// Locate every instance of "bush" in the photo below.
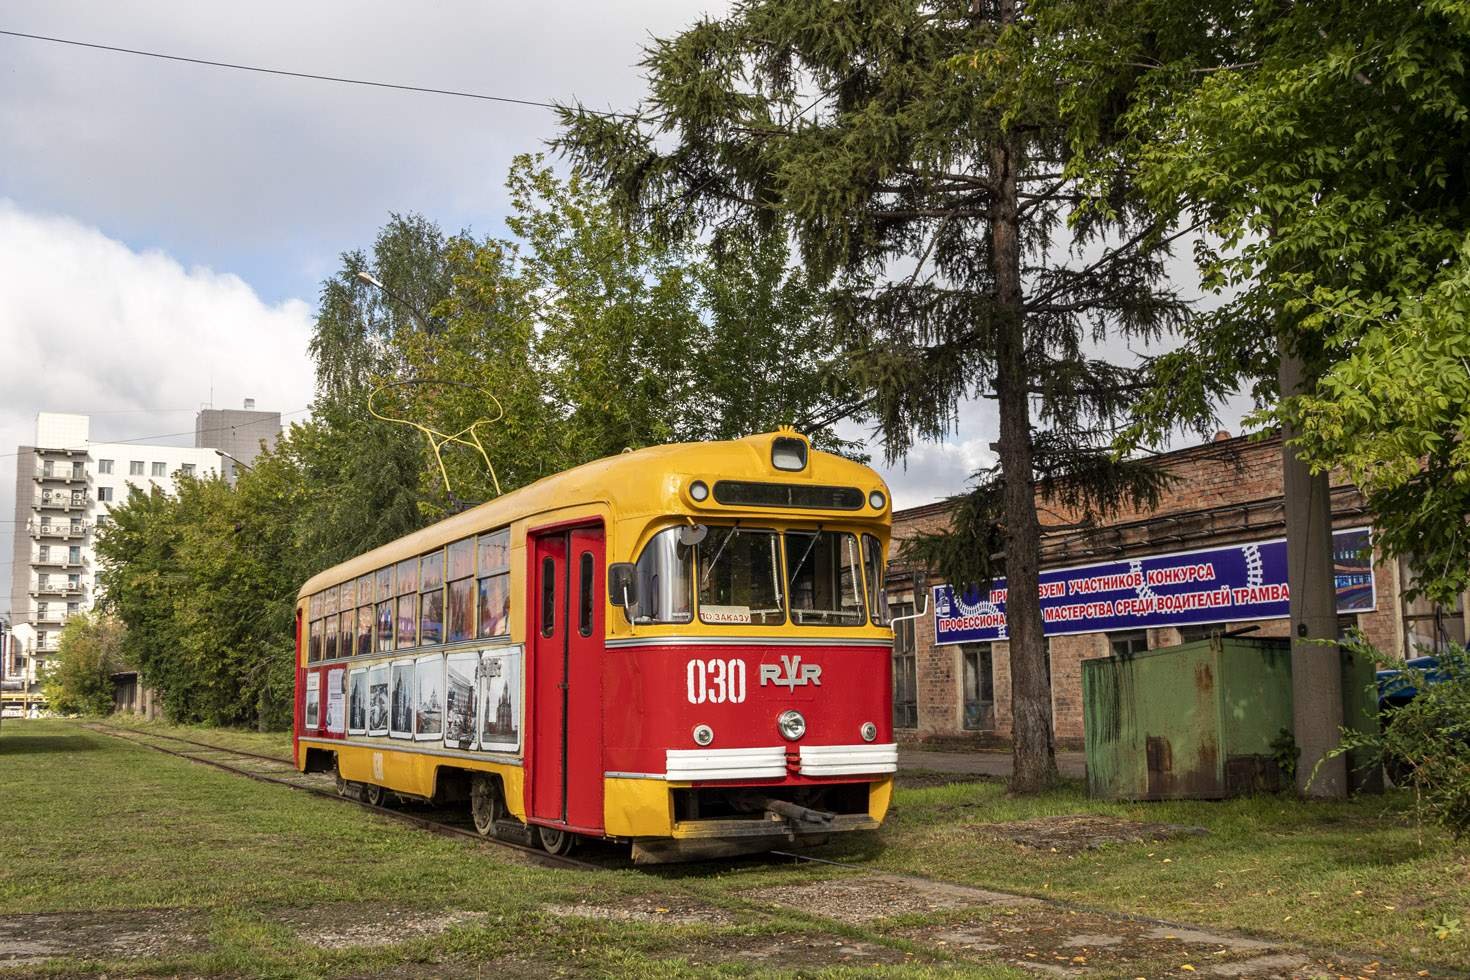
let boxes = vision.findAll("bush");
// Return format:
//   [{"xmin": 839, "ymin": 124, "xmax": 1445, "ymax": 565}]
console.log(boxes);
[
  {"xmin": 42, "ymin": 613, "xmax": 126, "ymax": 716},
  {"xmin": 1332, "ymin": 639, "xmax": 1470, "ymax": 838}
]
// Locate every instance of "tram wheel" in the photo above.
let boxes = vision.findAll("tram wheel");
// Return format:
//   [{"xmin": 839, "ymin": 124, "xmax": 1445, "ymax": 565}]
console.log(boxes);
[
  {"xmin": 536, "ymin": 825, "xmax": 577, "ymax": 856},
  {"xmin": 470, "ymin": 774, "xmax": 505, "ymax": 837},
  {"xmin": 363, "ymin": 783, "xmax": 388, "ymax": 808},
  {"xmin": 333, "ymin": 760, "xmax": 350, "ymax": 798}
]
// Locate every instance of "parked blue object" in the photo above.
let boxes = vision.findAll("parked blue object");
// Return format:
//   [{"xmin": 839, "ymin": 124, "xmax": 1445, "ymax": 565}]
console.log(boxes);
[{"xmin": 1377, "ymin": 656, "xmax": 1446, "ymax": 711}]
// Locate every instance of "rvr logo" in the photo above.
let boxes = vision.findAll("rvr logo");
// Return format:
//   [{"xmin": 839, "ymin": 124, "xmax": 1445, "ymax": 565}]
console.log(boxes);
[{"xmin": 759, "ymin": 654, "xmax": 822, "ymax": 691}]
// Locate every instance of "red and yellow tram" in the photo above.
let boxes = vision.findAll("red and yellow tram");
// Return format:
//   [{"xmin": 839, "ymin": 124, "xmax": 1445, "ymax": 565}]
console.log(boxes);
[{"xmin": 293, "ymin": 430, "xmax": 897, "ymax": 861}]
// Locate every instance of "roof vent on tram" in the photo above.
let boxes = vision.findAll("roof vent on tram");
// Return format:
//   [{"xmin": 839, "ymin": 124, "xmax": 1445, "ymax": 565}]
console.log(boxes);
[{"xmin": 771, "ymin": 431, "xmax": 809, "ymax": 472}]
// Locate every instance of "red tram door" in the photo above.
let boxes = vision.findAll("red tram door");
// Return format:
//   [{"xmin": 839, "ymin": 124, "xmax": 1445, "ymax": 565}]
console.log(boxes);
[{"xmin": 529, "ymin": 524, "xmax": 606, "ymax": 833}]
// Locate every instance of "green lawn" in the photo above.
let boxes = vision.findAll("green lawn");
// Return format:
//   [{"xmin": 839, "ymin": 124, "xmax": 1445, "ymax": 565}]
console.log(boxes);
[
  {"xmin": 823, "ymin": 776, "xmax": 1470, "ymax": 969},
  {"xmin": 6, "ymin": 718, "xmax": 1464, "ymax": 977},
  {"xmin": 0, "ymin": 720, "xmax": 1021, "ymax": 979}
]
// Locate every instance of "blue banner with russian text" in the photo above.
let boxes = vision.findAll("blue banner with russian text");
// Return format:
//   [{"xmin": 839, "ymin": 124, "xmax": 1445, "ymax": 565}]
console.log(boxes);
[{"xmin": 932, "ymin": 527, "xmax": 1374, "ymax": 645}]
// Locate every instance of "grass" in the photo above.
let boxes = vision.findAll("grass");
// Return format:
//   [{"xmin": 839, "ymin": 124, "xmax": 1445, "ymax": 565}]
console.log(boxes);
[
  {"xmin": 823, "ymin": 775, "xmax": 1470, "ymax": 970},
  {"xmin": 0, "ymin": 720, "xmax": 1025, "ymax": 979},
  {"xmin": 7, "ymin": 717, "xmax": 1466, "ymax": 976}
]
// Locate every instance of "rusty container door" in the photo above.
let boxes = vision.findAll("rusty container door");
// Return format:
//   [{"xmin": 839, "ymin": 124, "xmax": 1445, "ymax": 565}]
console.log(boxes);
[{"xmin": 1083, "ymin": 637, "xmax": 1295, "ymax": 800}]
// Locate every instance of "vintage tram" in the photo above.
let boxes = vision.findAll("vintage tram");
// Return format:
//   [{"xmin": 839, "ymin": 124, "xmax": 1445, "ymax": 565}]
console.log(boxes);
[{"xmin": 293, "ymin": 430, "xmax": 897, "ymax": 861}]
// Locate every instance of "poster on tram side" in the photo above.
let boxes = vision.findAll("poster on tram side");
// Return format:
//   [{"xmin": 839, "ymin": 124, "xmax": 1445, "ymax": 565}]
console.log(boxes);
[
  {"xmin": 933, "ymin": 526, "xmax": 1374, "ymax": 645},
  {"xmin": 325, "ymin": 667, "xmax": 345, "ymax": 735}
]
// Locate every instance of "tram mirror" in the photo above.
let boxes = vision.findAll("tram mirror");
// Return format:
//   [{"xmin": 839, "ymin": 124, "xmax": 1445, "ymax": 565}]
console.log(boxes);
[
  {"xmin": 608, "ymin": 563, "xmax": 638, "ymax": 610},
  {"xmin": 678, "ymin": 523, "xmax": 708, "ymax": 547}
]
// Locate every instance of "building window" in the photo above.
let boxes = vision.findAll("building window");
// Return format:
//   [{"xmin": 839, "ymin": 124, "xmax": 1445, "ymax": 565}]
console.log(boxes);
[
  {"xmin": 71, "ymin": 461, "xmax": 84, "ymax": 479},
  {"xmin": 1179, "ymin": 623, "xmax": 1227, "ymax": 643},
  {"xmin": 181, "ymin": 463, "xmax": 196, "ymax": 476},
  {"xmin": 1109, "ymin": 629, "xmax": 1149, "ymax": 657},
  {"xmin": 96, "ymin": 515, "xmax": 110, "ymax": 528},
  {"xmin": 68, "ymin": 546, "xmax": 81, "ymax": 563},
  {"xmin": 1400, "ymin": 559, "xmax": 1467, "ymax": 656},
  {"xmin": 151, "ymin": 462, "xmax": 166, "ymax": 477},
  {"xmin": 99, "ymin": 459, "xmax": 114, "ymax": 474},
  {"xmin": 38, "ymin": 545, "xmax": 49, "ymax": 561},
  {"xmin": 961, "ymin": 643, "xmax": 995, "ymax": 731},
  {"xmin": 892, "ymin": 600, "xmax": 917, "ymax": 729},
  {"xmin": 129, "ymin": 461, "xmax": 144, "ymax": 476},
  {"xmin": 98, "ymin": 487, "xmax": 113, "ymax": 502}
]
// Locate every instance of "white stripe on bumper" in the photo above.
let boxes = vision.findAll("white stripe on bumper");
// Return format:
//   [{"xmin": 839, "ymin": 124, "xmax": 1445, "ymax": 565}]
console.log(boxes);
[
  {"xmin": 664, "ymin": 745, "xmax": 787, "ymax": 781},
  {"xmin": 799, "ymin": 742, "xmax": 898, "ymax": 776}
]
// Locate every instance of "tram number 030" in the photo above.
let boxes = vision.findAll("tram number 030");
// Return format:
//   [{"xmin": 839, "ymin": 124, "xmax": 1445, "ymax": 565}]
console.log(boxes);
[{"xmin": 686, "ymin": 658, "xmax": 747, "ymax": 704}]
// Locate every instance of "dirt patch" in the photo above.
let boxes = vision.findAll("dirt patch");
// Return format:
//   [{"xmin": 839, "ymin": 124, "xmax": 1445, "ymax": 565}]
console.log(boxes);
[
  {"xmin": 746, "ymin": 872, "xmax": 1036, "ymax": 924},
  {"xmin": 544, "ymin": 895, "xmax": 735, "ymax": 926},
  {"xmin": 689, "ymin": 930, "xmax": 912, "ymax": 969},
  {"xmin": 967, "ymin": 814, "xmax": 1209, "ymax": 853},
  {"xmin": 272, "ymin": 905, "xmax": 489, "ymax": 950},
  {"xmin": 903, "ymin": 909, "xmax": 1427, "ymax": 978},
  {"xmin": 0, "ymin": 909, "xmax": 204, "ymax": 966}
]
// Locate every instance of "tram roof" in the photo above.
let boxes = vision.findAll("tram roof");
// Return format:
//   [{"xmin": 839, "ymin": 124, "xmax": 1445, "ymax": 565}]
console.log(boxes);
[{"xmin": 298, "ymin": 429, "xmax": 888, "ymax": 599}]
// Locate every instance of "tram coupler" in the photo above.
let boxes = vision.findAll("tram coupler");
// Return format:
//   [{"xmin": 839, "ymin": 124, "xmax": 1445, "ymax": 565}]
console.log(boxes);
[{"xmin": 759, "ymin": 797, "xmax": 836, "ymax": 826}]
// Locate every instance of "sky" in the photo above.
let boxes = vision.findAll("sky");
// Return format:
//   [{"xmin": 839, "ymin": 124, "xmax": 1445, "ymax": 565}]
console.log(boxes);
[{"xmin": 0, "ymin": 1, "xmax": 1246, "ymax": 610}]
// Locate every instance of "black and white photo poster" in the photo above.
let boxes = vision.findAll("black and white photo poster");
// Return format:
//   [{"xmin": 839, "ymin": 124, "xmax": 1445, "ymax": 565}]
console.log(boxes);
[
  {"xmin": 325, "ymin": 667, "xmax": 345, "ymax": 734},
  {"xmin": 391, "ymin": 661, "xmax": 414, "ymax": 738},
  {"xmin": 415, "ymin": 654, "xmax": 444, "ymax": 741},
  {"xmin": 478, "ymin": 647, "xmax": 521, "ymax": 752},
  {"xmin": 304, "ymin": 671, "xmax": 321, "ymax": 729},
  {"xmin": 367, "ymin": 663, "xmax": 389, "ymax": 736},
  {"xmin": 348, "ymin": 668, "xmax": 367, "ymax": 735},
  {"xmin": 444, "ymin": 651, "xmax": 477, "ymax": 750}
]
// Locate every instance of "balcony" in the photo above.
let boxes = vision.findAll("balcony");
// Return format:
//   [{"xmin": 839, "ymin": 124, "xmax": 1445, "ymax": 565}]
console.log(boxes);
[
  {"xmin": 32, "ymin": 554, "xmax": 85, "ymax": 569},
  {"xmin": 30, "ymin": 523, "xmax": 87, "ymax": 540},
  {"xmin": 34, "ymin": 612, "xmax": 65, "ymax": 627},
  {"xmin": 34, "ymin": 491, "xmax": 89, "ymax": 512},
  {"xmin": 29, "ymin": 582, "xmax": 83, "ymax": 598},
  {"xmin": 33, "ymin": 468, "xmax": 88, "ymax": 485}
]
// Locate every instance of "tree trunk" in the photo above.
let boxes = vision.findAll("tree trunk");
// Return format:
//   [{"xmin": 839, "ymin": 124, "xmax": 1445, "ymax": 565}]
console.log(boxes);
[
  {"xmin": 1278, "ymin": 340, "xmax": 1347, "ymax": 798},
  {"xmin": 990, "ymin": 33, "xmax": 1057, "ymax": 791}
]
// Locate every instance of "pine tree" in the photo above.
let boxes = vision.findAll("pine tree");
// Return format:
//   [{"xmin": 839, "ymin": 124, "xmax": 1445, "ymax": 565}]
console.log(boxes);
[{"xmin": 557, "ymin": 0, "xmax": 1184, "ymax": 790}]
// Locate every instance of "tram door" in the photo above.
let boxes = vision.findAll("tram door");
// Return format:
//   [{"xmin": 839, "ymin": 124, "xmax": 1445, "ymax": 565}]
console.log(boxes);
[{"xmin": 529, "ymin": 524, "xmax": 605, "ymax": 833}]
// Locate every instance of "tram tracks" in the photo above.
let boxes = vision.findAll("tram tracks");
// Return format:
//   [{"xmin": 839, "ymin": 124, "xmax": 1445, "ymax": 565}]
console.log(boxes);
[{"xmin": 85, "ymin": 724, "xmax": 592, "ymax": 872}]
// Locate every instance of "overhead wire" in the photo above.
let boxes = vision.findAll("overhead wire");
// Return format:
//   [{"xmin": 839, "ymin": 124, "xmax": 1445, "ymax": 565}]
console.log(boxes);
[{"xmin": 0, "ymin": 29, "xmax": 635, "ymax": 118}]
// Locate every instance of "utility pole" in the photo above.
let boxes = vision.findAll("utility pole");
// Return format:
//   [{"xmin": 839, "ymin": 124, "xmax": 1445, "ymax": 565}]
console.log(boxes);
[{"xmin": 1278, "ymin": 342, "xmax": 1347, "ymax": 798}]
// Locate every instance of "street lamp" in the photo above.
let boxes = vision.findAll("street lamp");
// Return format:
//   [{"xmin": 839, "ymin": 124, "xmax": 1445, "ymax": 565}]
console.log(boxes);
[
  {"xmin": 214, "ymin": 449, "xmax": 253, "ymax": 478},
  {"xmin": 355, "ymin": 270, "xmax": 444, "ymax": 335}
]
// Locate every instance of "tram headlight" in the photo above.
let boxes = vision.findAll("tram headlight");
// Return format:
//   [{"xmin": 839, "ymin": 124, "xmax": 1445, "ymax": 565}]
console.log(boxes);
[
  {"xmin": 692, "ymin": 724, "xmax": 715, "ymax": 746},
  {"xmin": 777, "ymin": 709, "xmax": 806, "ymax": 741},
  {"xmin": 869, "ymin": 489, "xmax": 887, "ymax": 510},
  {"xmin": 689, "ymin": 479, "xmax": 710, "ymax": 502},
  {"xmin": 860, "ymin": 721, "xmax": 878, "ymax": 743}
]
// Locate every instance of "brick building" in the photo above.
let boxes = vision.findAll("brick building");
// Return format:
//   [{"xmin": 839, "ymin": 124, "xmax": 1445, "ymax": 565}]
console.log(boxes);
[{"xmin": 886, "ymin": 432, "xmax": 1468, "ymax": 747}]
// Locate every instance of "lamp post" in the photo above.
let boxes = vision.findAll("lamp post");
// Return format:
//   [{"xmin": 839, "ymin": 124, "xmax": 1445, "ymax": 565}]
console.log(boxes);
[
  {"xmin": 355, "ymin": 270, "xmax": 444, "ymax": 335},
  {"xmin": 214, "ymin": 449, "xmax": 253, "ymax": 482}
]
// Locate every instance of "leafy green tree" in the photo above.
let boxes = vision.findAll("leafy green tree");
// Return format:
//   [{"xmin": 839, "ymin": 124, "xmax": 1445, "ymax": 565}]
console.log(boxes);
[
  {"xmin": 555, "ymin": 0, "xmax": 1184, "ymax": 790},
  {"xmin": 1053, "ymin": 0, "xmax": 1470, "ymax": 603},
  {"xmin": 41, "ymin": 613, "xmax": 125, "ymax": 716}
]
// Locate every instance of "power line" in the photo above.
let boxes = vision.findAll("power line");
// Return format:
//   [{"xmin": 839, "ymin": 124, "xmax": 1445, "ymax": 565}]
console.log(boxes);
[{"xmin": 0, "ymin": 28, "xmax": 633, "ymax": 118}]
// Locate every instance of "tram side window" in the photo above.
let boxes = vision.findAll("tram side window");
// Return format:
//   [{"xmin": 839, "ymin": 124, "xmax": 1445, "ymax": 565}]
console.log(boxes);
[
  {"xmin": 420, "ymin": 549, "xmax": 445, "ymax": 646},
  {"xmin": 477, "ymin": 530, "xmax": 511, "ymax": 638},
  {"xmin": 632, "ymin": 527, "xmax": 693, "ymax": 624},
  {"xmin": 324, "ymin": 612, "xmax": 338, "ymax": 660},
  {"xmin": 863, "ymin": 534, "xmax": 890, "ymax": 626},
  {"xmin": 308, "ymin": 618, "xmax": 323, "ymax": 663},
  {"xmin": 356, "ymin": 575, "xmax": 373, "ymax": 655},
  {"xmin": 785, "ymin": 530, "xmax": 865, "ymax": 626},
  {"xmin": 698, "ymin": 527, "xmax": 783, "ymax": 626},
  {"xmin": 396, "ymin": 558, "xmax": 418, "ymax": 648},
  {"xmin": 375, "ymin": 566, "xmax": 394, "ymax": 651},
  {"xmin": 446, "ymin": 538, "xmax": 475, "ymax": 643}
]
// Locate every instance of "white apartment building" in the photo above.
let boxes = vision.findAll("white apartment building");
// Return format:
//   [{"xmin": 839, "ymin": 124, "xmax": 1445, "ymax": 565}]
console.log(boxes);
[{"xmin": 3, "ymin": 413, "xmax": 223, "ymax": 714}]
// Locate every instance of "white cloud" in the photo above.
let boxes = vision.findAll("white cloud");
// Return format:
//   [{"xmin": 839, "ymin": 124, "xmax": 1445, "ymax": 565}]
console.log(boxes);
[{"xmin": 0, "ymin": 201, "xmax": 316, "ymax": 606}]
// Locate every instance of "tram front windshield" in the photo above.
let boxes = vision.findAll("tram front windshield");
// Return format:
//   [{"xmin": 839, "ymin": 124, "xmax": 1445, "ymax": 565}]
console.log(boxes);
[{"xmin": 631, "ymin": 523, "xmax": 873, "ymax": 627}]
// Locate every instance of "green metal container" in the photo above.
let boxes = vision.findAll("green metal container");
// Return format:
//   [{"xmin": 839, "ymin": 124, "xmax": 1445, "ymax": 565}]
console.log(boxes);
[{"xmin": 1083, "ymin": 637, "xmax": 1295, "ymax": 800}]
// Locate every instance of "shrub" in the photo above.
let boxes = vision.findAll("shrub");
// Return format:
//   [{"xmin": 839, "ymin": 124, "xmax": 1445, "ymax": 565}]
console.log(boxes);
[{"xmin": 1331, "ymin": 638, "xmax": 1470, "ymax": 838}]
